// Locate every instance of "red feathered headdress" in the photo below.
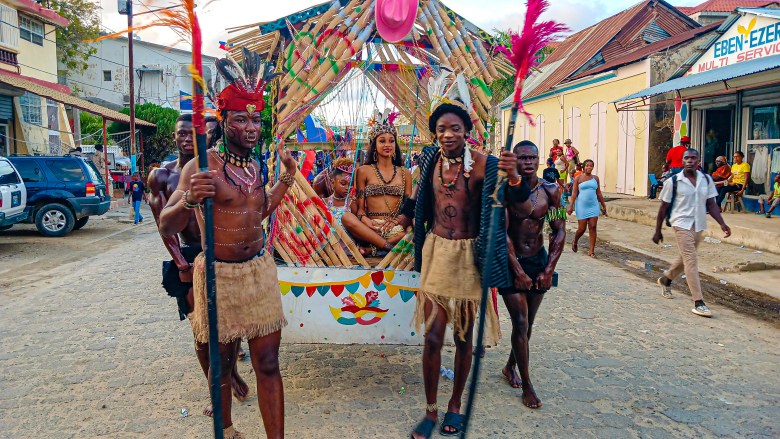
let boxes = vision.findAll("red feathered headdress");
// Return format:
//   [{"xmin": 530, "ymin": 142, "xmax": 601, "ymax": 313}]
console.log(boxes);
[{"xmin": 211, "ymin": 48, "xmax": 277, "ymax": 115}]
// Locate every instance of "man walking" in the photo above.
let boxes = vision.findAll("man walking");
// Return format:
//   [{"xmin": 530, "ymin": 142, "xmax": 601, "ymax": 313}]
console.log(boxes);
[
  {"xmin": 653, "ymin": 148, "xmax": 731, "ymax": 317},
  {"xmin": 497, "ymin": 140, "xmax": 565, "ymax": 409},
  {"xmin": 148, "ymin": 113, "xmax": 249, "ymax": 415},
  {"xmin": 159, "ymin": 64, "xmax": 297, "ymax": 438},
  {"xmin": 126, "ymin": 172, "xmax": 146, "ymax": 224}
]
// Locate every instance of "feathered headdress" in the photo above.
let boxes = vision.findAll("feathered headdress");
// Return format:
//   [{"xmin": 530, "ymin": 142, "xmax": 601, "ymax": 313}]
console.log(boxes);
[
  {"xmin": 427, "ymin": 67, "xmax": 472, "ymax": 117},
  {"xmin": 496, "ymin": 0, "xmax": 568, "ymax": 124},
  {"xmin": 367, "ymin": 108, "xmax": 400, "ymax": 143},
  {"xmin": 209, "ymin": 48, "xmax": 278, "ymax": 115}
]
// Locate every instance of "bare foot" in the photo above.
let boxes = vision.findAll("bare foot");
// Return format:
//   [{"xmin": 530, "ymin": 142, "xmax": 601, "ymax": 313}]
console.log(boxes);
[
  {"xmin": 203, "ymin": 405, "xmax": 213, "ymax": 417},
  {"xmin": 502, "ymin": 366, "xmax": 521, "ymax": 388},
  {"xmin": 588, "ymin": 252, "xmax": 596, "ymax": 258},
  {"xmin": 232, "ymin": 371, "xmax": 249, "ymax": 402},
  {"xmin": 237, "ymin": 345, "xmax": 246, "ymax": 361},
  {"xmin": 359, "ymin": 246, "xmax": 371, "ymax": 256},
  {"xmin": 521, "ymin": 383, "xmax": 542, "ymax": 409}
]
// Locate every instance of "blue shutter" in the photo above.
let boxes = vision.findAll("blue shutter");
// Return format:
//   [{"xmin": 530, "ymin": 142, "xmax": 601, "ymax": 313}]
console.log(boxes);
[{"xmin": 0, "ymin": 95, "xmax": 12, "ymax": 121}]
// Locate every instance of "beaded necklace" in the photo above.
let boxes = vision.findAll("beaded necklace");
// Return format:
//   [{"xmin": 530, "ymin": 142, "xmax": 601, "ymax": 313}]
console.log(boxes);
[
  {"xmin": 373, "ymin": 164, "xmax": 397, "ymax": 185},
  {"xmin": 437, "ymin": 153, "xmax": 463, "ymax": 188},
  {"xmin": 212, "ymin": 149, "xmax": 259, "ymax": 194}
]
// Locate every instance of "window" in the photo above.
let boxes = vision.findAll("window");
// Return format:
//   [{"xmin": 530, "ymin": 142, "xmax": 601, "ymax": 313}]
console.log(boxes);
[
  {"xmin": 0, "ymin": 4, "xmax": 20, "ymax": 50},
  {"xmin": 0, "ymin": 160, "xmax": 21, "ymax": 185},
  {"xmin": 12, "ymin": 160, "xmax": 46, "ymax": 183},
  {"xmin": 46, "ymin": 160, "xmax": 85, "ymax": 182},
  {"xmin": 19, "ymin": 92, "xmax": 42, "ymax": 125},
  {"xmin": 750, "ymin": 105, "xmax": 780, "ymax": 140},
  {"xmin": 103, "ymin": 70, "xmax": 111, "ymax": 82},
  {"xmin": 19, "ymin": 16, "xmax": 44, "ymax": 46}
]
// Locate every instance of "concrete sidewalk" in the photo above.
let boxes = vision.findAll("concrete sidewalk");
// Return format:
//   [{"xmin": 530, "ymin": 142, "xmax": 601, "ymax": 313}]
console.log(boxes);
[{"xmin": 603, "ymin": 197, "xmax": 780, "ymax": 255}]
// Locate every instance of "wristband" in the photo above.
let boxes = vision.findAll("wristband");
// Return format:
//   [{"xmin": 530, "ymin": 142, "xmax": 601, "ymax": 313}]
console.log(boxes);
[
  {"xmin": 278, "ymin": 172, "xmax": 295, "ymax": 187},
  {"xmin": 182, "ymin": 190, "xmax": 201, "ymax": 209},
  {"xmin": 508, "ymin": 176, "xmax": 523, "ymax": 187}
]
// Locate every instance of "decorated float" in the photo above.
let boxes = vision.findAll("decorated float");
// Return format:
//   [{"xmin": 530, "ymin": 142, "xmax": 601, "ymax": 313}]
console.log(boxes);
[{"xmin": 224, "ymin": 0, "xmax": 515, "ymax": 344}]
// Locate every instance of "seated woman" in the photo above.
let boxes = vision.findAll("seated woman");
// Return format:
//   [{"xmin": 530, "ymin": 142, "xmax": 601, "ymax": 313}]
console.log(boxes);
[
  {"xmin": 324, "ymin": 157, "xmax": 355, "ymax": 226},
  {"xmin": 341, "ymin": 114, "xmax": 412, "ymax": 256}
]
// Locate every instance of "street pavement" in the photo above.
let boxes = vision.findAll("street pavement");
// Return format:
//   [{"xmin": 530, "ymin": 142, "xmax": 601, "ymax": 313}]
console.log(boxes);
[{"xmin": 0, "ymin": 217, "xmax": 778, "ymax": 438}]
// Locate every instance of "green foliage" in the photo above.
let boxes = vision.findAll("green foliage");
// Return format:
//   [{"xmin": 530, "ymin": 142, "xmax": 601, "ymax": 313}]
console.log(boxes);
[
  {"xmin": 45, "ymin": 0, "xmax": 100, "ymax": 74},
  {"xmin": 79, "ymin": 112, "xmax": 104, "ymax": 143},
  {"xmin": 108, "ymin": 103, "xmax": 180, "ymax": 136}
]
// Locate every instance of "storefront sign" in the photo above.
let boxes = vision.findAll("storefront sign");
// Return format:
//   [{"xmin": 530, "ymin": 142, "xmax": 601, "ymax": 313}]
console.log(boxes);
[{"xmin": 689, "ymin": 14, "xmax": 780, "ymax": 75}]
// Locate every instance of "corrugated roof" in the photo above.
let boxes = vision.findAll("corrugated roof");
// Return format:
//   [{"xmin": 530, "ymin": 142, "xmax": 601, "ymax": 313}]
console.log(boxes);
[
  {"xmin": 0, "ymin": 70, "xmax": 154, "ymax": 127},
  {"xmin": 682, "ymin": 0, "xmax": 775, "ymax": 14},
  {"xmin": 526, "ymin": 0, "xmax": 700, "ymax": 99},
  {"xmin": 568, "ymin": 21, "xmax": 722, "ymax": 81},
  {"xmin": 738, "ymin": 6, "xmax": 780, "ymax": 18},
  {"xmin": 615, "ymin": 53, "xmax": 780, "ymax": 101},
  {"xmin": 5, "ymin": 0, "xmax": 68, "ymax": 27},
  {"xmin": 677, "ymin": 6, "xmax": 696, "ymax": 14}
]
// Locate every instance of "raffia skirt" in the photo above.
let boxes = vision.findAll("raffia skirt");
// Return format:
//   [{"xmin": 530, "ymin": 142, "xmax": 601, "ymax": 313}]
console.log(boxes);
[
  {"xmin": 413, "ymin": 234, "xmax": 501, "ymax": 345},
  {"xmin": 189, "ymin": 252, "xmax": 287, "ymax": 344}
]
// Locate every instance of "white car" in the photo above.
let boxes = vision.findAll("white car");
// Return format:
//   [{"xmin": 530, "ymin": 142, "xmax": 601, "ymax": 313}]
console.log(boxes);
[{"xmin": 0, "ymin": 157, "xmax": 27, "ymax": 230}]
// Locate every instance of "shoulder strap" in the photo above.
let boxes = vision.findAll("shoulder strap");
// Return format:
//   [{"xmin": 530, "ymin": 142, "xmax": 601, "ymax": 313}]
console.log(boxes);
[{"xmin": 665, "ymin": 174, "xmax": 679, "ymax": 227}]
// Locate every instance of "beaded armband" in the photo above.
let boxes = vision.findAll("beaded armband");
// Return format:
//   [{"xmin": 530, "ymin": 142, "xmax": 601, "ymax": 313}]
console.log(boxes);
[
  {"xmin": 278, "ymin": 172, "xmax": 295, "ymax": 187},
  {"xmin": 545, "ymin": 207, "xmax": 567, "ymax": 222}
]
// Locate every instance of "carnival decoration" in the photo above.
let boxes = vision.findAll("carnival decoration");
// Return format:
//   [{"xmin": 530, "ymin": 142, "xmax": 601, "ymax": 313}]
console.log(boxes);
[{"xmin": 460, "ymin": 1, "xmax": 566, "ymax": 436}]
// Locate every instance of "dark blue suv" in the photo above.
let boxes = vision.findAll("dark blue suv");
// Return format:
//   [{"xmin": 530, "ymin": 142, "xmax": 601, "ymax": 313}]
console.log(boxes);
[{"xmin": 7, "ymin": 155, "xmax": 111, "ymax": 237}]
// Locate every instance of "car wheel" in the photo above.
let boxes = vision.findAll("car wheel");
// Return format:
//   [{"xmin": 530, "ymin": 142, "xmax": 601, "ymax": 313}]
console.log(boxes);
[
  {"xmin": 35, "ymin": 203, "xmax": 75, "ymax": 237},
  {"xmin": 74, "ymin": 217, "xmax": 89, "ymax": 230}
]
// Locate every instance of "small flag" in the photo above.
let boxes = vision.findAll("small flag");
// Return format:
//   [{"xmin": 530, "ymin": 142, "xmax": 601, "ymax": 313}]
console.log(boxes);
[{"xmin": 218, "ymin": 41, "xmax": 233, "ymax": 51}]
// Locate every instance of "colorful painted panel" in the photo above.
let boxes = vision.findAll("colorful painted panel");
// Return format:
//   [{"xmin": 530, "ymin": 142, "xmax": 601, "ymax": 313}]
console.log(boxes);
[{"xmin": 278, "ymin": 267, "xmax": 424, "ymax": 344}]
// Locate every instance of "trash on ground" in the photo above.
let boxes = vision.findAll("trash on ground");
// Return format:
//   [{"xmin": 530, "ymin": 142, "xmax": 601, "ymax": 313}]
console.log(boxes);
[
  {"xmin": 399, "ymin": 387, "xmax": 406, "ymax": 394},
  {"xmin": 180, "ymin": 408, "xmax": 189, "ymax": 417},
  {"xmin": 662, "ymin": 244, "xmax": 673, "ymax": 248},
  {"xmin": 720, "ymin": 279, "xmax": 727, "ymax": 285},
  {"xmin": 717, "ymin": 343, "xmax": 725, "ymax": 347},
  {"xmin": 682, "ymin": 274, "xmax": 687, "ymax": 279},
  {"xmin": 719, "ymin": 398, "xmax": 733, "ymax": 405},
  {"xmin": 440, "ymin": 366, "xmax": 454, "ymax": 381},
  {"xmin": 105, "ymin": 336, "xmax": 115, "ymax": 340},
  {"xmin": 638, "ymin": 329, "xmax": 651, "ymax": 334},
  {"xmin": 754, "ymin": 251, "xmax": 763, "ymax": 254},
  {"xmin": 704, "ymin": 237, "xmax": 721, "ymax": 244}
]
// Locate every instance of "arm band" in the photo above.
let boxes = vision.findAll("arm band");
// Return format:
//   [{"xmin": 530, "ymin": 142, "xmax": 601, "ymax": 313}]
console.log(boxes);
[
  {"xmin": 401, "ymin": 197, "xmax": 416, "ymax": 218},
  {"xmin": 507, "ymin": 180, "xmax": 531, "ymax": 203}
]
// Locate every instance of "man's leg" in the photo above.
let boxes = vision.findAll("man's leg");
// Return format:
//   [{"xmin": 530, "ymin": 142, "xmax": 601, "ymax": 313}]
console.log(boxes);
[
  {"xmin": 412, "ymin": 299, "xmax": 448, "ymax": 439},
  {"xmin": 248, "ymin": 331, "xmax": 283, "ymax": 439},
  {"xmin": 212, "ymin": 340, "xmax": 240, "ymax": 432},
  {"xmin": 502, "ymin": 292, "xmax": 543, "ymax": 408},
  {"xmin": 133, "ymin": 200, "xmax": 141, "ymax": 223},
  {"xmin": 444, "ymin": 312, "xmax": 474, "ymax": 432},
  {"xmin": 767, "ymin": 198, "xmax": 779, "ymax": 216},
  {"xmin": 675, "ymin": 228, "xmax": 706, "ymax": 304},
  {"xmin": 662, "ymin": 227, "xmax": 687, "ymax": 284}
]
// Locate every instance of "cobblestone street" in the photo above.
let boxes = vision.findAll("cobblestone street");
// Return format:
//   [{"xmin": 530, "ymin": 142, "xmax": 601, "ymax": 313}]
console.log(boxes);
[{"xmin": 1, "ymin": 220, "xmax": 778, "ymax": 438}]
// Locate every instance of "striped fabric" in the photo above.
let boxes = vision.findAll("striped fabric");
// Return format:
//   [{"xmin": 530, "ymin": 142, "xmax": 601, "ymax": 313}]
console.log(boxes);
[{"xmin": 412, "ymin": 147, "xmax": 513, "ymax": 289}]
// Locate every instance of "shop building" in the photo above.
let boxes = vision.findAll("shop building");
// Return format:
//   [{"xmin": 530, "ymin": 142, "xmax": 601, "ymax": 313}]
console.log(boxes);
[{"xmin": 617, "ymin": 7, "xmax": 780, "ymax": 208}]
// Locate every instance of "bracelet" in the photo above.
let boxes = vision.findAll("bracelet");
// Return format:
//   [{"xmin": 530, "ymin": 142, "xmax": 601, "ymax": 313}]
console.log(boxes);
[
  {"xmin": 508, "ymin": 176, "xmax": 523, "ymax": 187},
  {"xmin": 178, "ymin": 265, "xmax": 192, "ymax": 273},
  {"xmin": 182, "ymin": 190, "xmax": 201, "ymax": 209},
  {"xmin": 278, "ymin": 172, "xmax": 295, "ymax": 187}
]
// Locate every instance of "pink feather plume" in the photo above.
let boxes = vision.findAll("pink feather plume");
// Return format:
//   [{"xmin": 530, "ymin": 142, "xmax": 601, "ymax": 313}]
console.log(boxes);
[
  {"xmin": 387, "ymin": 111, "xmax": 401, "ymax": 126},
  {"xmin": 505, "ymin": 0, "xmax": 568, "ymax": 124}
]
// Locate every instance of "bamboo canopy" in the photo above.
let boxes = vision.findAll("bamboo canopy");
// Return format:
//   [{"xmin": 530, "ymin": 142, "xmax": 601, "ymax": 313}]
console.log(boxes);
[{"xmin": 226, "ymin": 0, "xmax": 515, "ymax": 147}]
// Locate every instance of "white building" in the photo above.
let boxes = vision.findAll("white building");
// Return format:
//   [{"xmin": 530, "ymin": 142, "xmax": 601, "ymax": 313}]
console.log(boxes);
[{"xmin": 60, "ymin": 36, "xmax": 219, "ymax": 112}]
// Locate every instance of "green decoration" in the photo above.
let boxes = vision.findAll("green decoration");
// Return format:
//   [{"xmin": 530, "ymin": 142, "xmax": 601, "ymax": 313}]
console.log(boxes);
[{"xmin": 545, "ymin": 207, "xmax": 567, "ymax": 223}]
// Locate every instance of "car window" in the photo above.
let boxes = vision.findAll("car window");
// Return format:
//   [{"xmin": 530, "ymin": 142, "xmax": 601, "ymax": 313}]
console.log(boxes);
[
  {"xmin": 12, "ymin": 160, "xmax": 46, "ymax": 183},
  {"xmin": 84, "ymin": 160, "xmax": 104, "ymax": 184},
  {"xmin": 0, "ymin": 160, "xmax": 21, "ymax": 184},
  {"xmin": 46, "ymin": 160, "xmax": 85, "ymax": 182}
]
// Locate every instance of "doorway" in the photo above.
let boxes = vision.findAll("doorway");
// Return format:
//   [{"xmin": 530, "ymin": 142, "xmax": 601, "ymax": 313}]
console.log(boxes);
[
  {"xmin": 702, "ymin": 109, "xmax": 733, "ymax": 173},
  {"xmin": 0, "ymin": 124, "xmax": 7, "ymax": 156}
]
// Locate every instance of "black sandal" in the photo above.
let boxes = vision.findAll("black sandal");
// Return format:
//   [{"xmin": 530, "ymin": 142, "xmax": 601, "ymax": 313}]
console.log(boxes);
[
  {"xmin": 440, "ymin": 412, "xmax": 465, "ymax": 436},
  {"xmin": 410, "ymin": 418, "xmax": 437, "ymax": 439}
]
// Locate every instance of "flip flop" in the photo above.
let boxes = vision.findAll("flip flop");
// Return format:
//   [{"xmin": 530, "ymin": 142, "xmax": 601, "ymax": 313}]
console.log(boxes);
[
  {"xmin": 440, "ymin": 412, "xmax": 465, "ymax": 436},
  {"xmin": 410, "ymin": 418, "xmax": 437, "ymax": 439}
]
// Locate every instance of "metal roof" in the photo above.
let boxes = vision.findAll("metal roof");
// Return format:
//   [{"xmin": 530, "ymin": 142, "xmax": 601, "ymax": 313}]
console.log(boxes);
[
  {"xmin": 737, "ymin": 6, "xmax": 780, "ymax": 18},
  {"xmin": 614, "ymin": 53, "xmax": 780, "ymax": 101},
  {"xmin": 682, "ymin": 0, "xmax": 775, "ymax": 14}
]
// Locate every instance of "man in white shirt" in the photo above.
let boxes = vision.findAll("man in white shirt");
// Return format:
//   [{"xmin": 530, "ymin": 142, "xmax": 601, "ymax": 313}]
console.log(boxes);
[{"xmin": 653, "ymin": 148, "xmax": 731, "ymax": 317}]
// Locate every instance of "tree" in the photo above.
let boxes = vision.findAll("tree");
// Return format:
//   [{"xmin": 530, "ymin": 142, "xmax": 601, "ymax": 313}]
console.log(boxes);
[
  {"xmin": 108, "ymin": 103, "xmax": 179, "ymax": 169},
  {"xmin": 79, "ymin": 112, "xmax": 104, "ymax": 144},
  {"xmin": 45, "ymin": 0, "xmax": 101, "ymax": 75}
]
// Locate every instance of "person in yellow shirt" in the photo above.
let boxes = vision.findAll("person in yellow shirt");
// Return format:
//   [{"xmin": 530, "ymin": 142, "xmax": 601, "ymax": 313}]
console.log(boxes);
[
  {"xmin": 758, "ymin": 174, "xmax": 780, "ymax": 218},
  {"xmin": 716, "ymin": 151, "xmax": 751, "ymax": 208}
]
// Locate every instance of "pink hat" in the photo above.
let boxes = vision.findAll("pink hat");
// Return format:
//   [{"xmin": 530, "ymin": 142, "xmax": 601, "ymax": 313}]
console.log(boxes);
[{"xmin": 376, "ymin": 0, "xmax": 418, "ymax": 43}]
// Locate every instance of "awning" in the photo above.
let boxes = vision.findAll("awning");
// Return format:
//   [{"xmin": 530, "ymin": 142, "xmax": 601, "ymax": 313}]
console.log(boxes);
[
  {"xmin": 615, "ymin": 54, "xmax": 780, "ymax": 102},
  {"xmin": 0, "ymin": 70, "xmax": 155, "ymax": 127}
]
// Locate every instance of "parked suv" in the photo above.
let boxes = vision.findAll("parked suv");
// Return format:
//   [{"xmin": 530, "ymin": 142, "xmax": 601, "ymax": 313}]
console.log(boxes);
[
  {"xmin": 0, "ymin": 157, "xmax": 27, "ymax": 230},
  {"xmin": 7, "ymin": 155, "xmax": 111, "ymax": 237}
]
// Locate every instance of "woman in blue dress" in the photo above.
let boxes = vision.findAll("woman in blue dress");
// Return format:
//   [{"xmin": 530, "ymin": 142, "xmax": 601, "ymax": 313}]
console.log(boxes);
[{"xmin": 567, "ymin": 159, "xmax": 607, "ymax": 257}]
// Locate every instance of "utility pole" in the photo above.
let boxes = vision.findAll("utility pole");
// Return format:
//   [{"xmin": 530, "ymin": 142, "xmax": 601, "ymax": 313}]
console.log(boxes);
[{"xmin": 127, "ymin": 0, "xmax": 137, "ymax": 175}]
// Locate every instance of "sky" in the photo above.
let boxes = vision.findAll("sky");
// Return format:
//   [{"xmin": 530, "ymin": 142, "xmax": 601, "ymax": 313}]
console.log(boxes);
[{"xmin": 98, "ymin": 0, "xmax": 707, "ymax": 57}]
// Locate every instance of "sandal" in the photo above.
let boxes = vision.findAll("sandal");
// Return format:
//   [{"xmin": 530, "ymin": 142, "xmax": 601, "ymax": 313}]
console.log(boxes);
[
  {"xmin": 440, "ymin": 412, "xmax": 465, "ymax": 436},
  {"xmin": 410, "ymin": 417, "xmax": 437, "ymax": 439}
]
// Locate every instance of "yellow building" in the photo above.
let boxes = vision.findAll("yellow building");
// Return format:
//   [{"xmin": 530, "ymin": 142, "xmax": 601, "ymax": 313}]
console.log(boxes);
[
  {"xmin": 0, "ymin": 0, "xmax": 148, "ymax": 157},
  {"xmin": 499, "ymin": 0, "xmax": 716, "ymax": 196}
]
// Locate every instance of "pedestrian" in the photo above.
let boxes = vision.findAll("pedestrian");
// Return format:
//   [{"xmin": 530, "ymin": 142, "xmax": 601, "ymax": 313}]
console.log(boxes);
[
  {"xmin": 549, "ymin": 138, "xmax": 563, "ymax": 162},
  {"xmin": 542, "ymin": 157, "xmax": 559, "ymax": 184},
  {"xmin": 126, "ymin": 172, "xmax": 146, "ymax": 224},
  {"xmin": 664, "ymin": 135, "xmax": 690, "ymax": 175},
  {"xmin": 92, "ymin": 145, "xmax": 110, "ymax": 184},
  {"xmin": 567, "ymin": 159, "xmax": 607, "ymax": 257},
  {"xmin": 757, "ymin": 173, "xmax": 779, "ymax": 218},
  {"xmin": 563, "ymin": 138, "xmax": 579, "ymax": 182},
  {"xmin": 159, "ymin": 59, "xmax": 298, "ymax": 438},
  {"xmin": 148, "ymin": 113, "xmax": 248, "ymax": 416},
  {"xmin": 653, "ymin": 148, "xmax": 731, "ymax": 317},
  {"xmin": 716, "ymin": 150, "xmax": 751, "ymax": 208},
  {"xmin": 497, "ymin": 140, "xmax": 566, "ymax": 409},
  {"xmin": 388, "ymin": 81, "xmax": 524, "ymax": 438}
]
